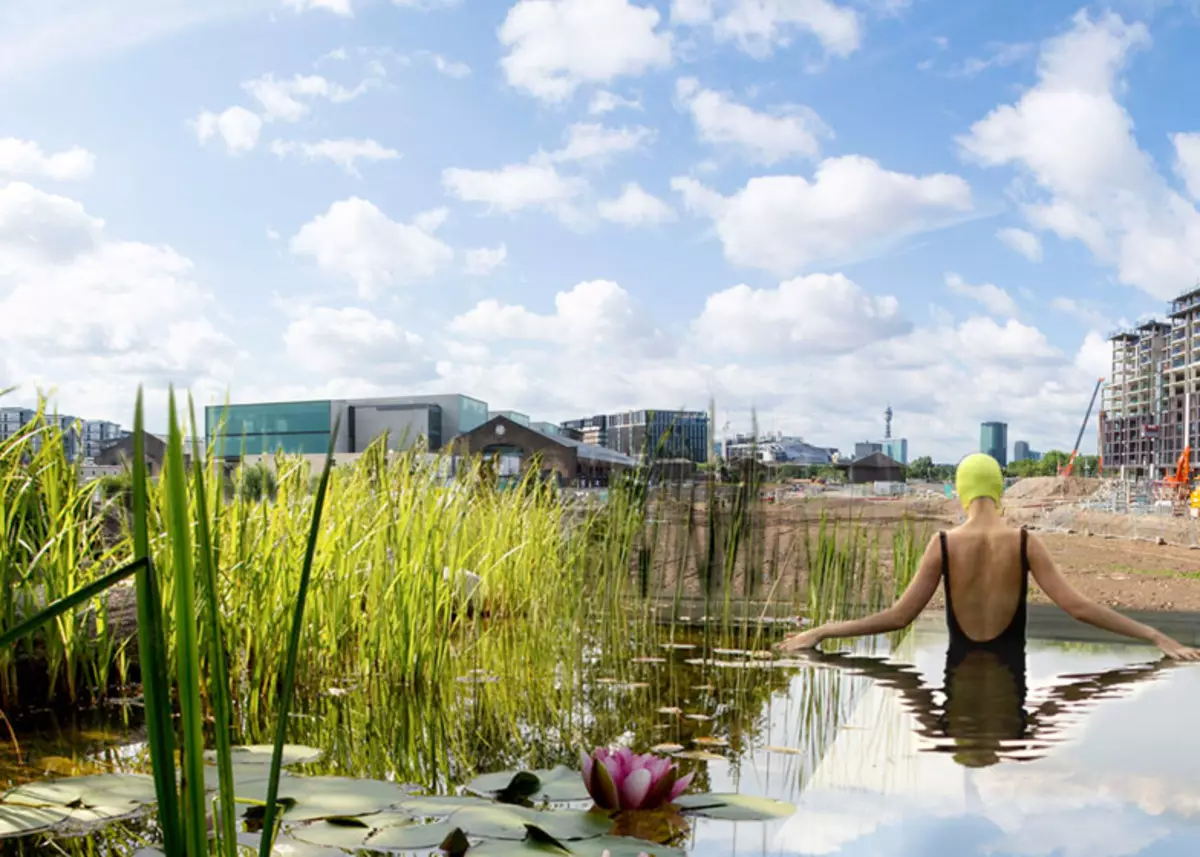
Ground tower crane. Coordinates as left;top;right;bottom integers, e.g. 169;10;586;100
1060;377;1104;478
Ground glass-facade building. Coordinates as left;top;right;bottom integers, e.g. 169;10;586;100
206;400;337;458
980;421;1009;467
205;394;492;459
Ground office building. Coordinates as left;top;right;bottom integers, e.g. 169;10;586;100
1013;440;1030;462
980;421;1008;467
605;409;709;463
881;438;908;466
854;441;883;460
1;406;127;461
561;409;710;463
83;420;125;459
0;407;35;441
204;394;490;459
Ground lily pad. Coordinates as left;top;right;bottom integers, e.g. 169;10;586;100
260;776;412;821
207;745;323;767
2;774;157;809
674;793;794;821
650;743;684;754
446;805;612;842
399;794;488;815
237;832;349;856
365;819;461;850
692;736;728;747
469;835;684;857
466;767;591;804
671;750;724;762
201;763;277;793
286;811;414;849
0;804;70;839
763;745;803;756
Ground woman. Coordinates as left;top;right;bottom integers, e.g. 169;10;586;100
777;453;1200;661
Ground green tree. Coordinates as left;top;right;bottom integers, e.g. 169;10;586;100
907;456;936;481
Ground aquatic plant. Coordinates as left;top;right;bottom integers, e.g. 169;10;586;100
581;748;693;811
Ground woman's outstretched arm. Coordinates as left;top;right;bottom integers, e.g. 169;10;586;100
776;533;943;652
1025;532;1200;660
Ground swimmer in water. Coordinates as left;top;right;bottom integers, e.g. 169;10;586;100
777;453;1200;661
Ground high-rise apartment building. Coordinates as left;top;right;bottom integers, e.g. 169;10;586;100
980;422;1008;467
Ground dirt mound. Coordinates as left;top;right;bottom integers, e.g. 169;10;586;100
1004;476;1103;502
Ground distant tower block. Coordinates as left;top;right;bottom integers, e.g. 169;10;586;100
884;404;893;440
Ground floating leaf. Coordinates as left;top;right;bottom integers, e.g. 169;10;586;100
366;820;461;850
650;743;684;754
763;746;803;756
630;657;666;664
671;750;724;762
237;832;349;856
3;773;157;809
692;737;728;747
674;793;794;821
465;767;591;804
207;745;323;767
468;834;681;857
400;794;488;815
253;776;412;822
0;804;69;839
684;714;712;722
286;810;414;849
656;707;682;716
446;805;612;842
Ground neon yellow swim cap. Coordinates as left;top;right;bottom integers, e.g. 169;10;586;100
956;453;1004;511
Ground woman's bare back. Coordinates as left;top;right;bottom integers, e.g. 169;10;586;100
943;521;1026;643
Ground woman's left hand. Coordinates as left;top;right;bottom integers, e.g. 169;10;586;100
776;628;824;653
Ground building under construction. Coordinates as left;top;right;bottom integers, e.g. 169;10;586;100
1101;286;1200;478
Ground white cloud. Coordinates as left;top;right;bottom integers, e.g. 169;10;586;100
450;279;670;355
282;0;353;15
282;305;433;380
550;123;654;164
588;90;642;115
269;138;400;175
597;183;675;226
0;181;232;391
997;226;1044;262
0;138;95;181
958;10;1200;300
671;155;972;276
956;316;1059;363
952;41;1034;78
675;77;829;164
1075;329;1110;377
463;244;508;276
1172;132;1200;202
442;161;586;221
671;0;861;60
289;197;453;298
944;272;1019;318
499;0;673;102
693;273;910;356
243;72;381;122
192;107;263;154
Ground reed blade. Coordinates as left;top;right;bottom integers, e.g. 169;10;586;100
189;397;238;857
0;557;144;649
259;416;340;857
162;388;209;857
131;388;183;856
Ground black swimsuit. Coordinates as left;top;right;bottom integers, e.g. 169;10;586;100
938;527;1030;738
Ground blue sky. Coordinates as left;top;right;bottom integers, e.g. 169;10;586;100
2;0;1200;460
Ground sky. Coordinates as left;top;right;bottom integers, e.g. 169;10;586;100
2;0;1200;461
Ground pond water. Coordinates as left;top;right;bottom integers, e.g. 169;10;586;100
1;623;1197;856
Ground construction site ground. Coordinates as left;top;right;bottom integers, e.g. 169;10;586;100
783;476;1200;612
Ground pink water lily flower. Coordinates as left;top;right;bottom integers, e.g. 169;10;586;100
581;747;694;811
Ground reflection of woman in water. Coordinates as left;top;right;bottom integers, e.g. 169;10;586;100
805;647;1172;767
778;453;1200;662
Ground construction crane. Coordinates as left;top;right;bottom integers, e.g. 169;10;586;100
1060;377;1104;478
